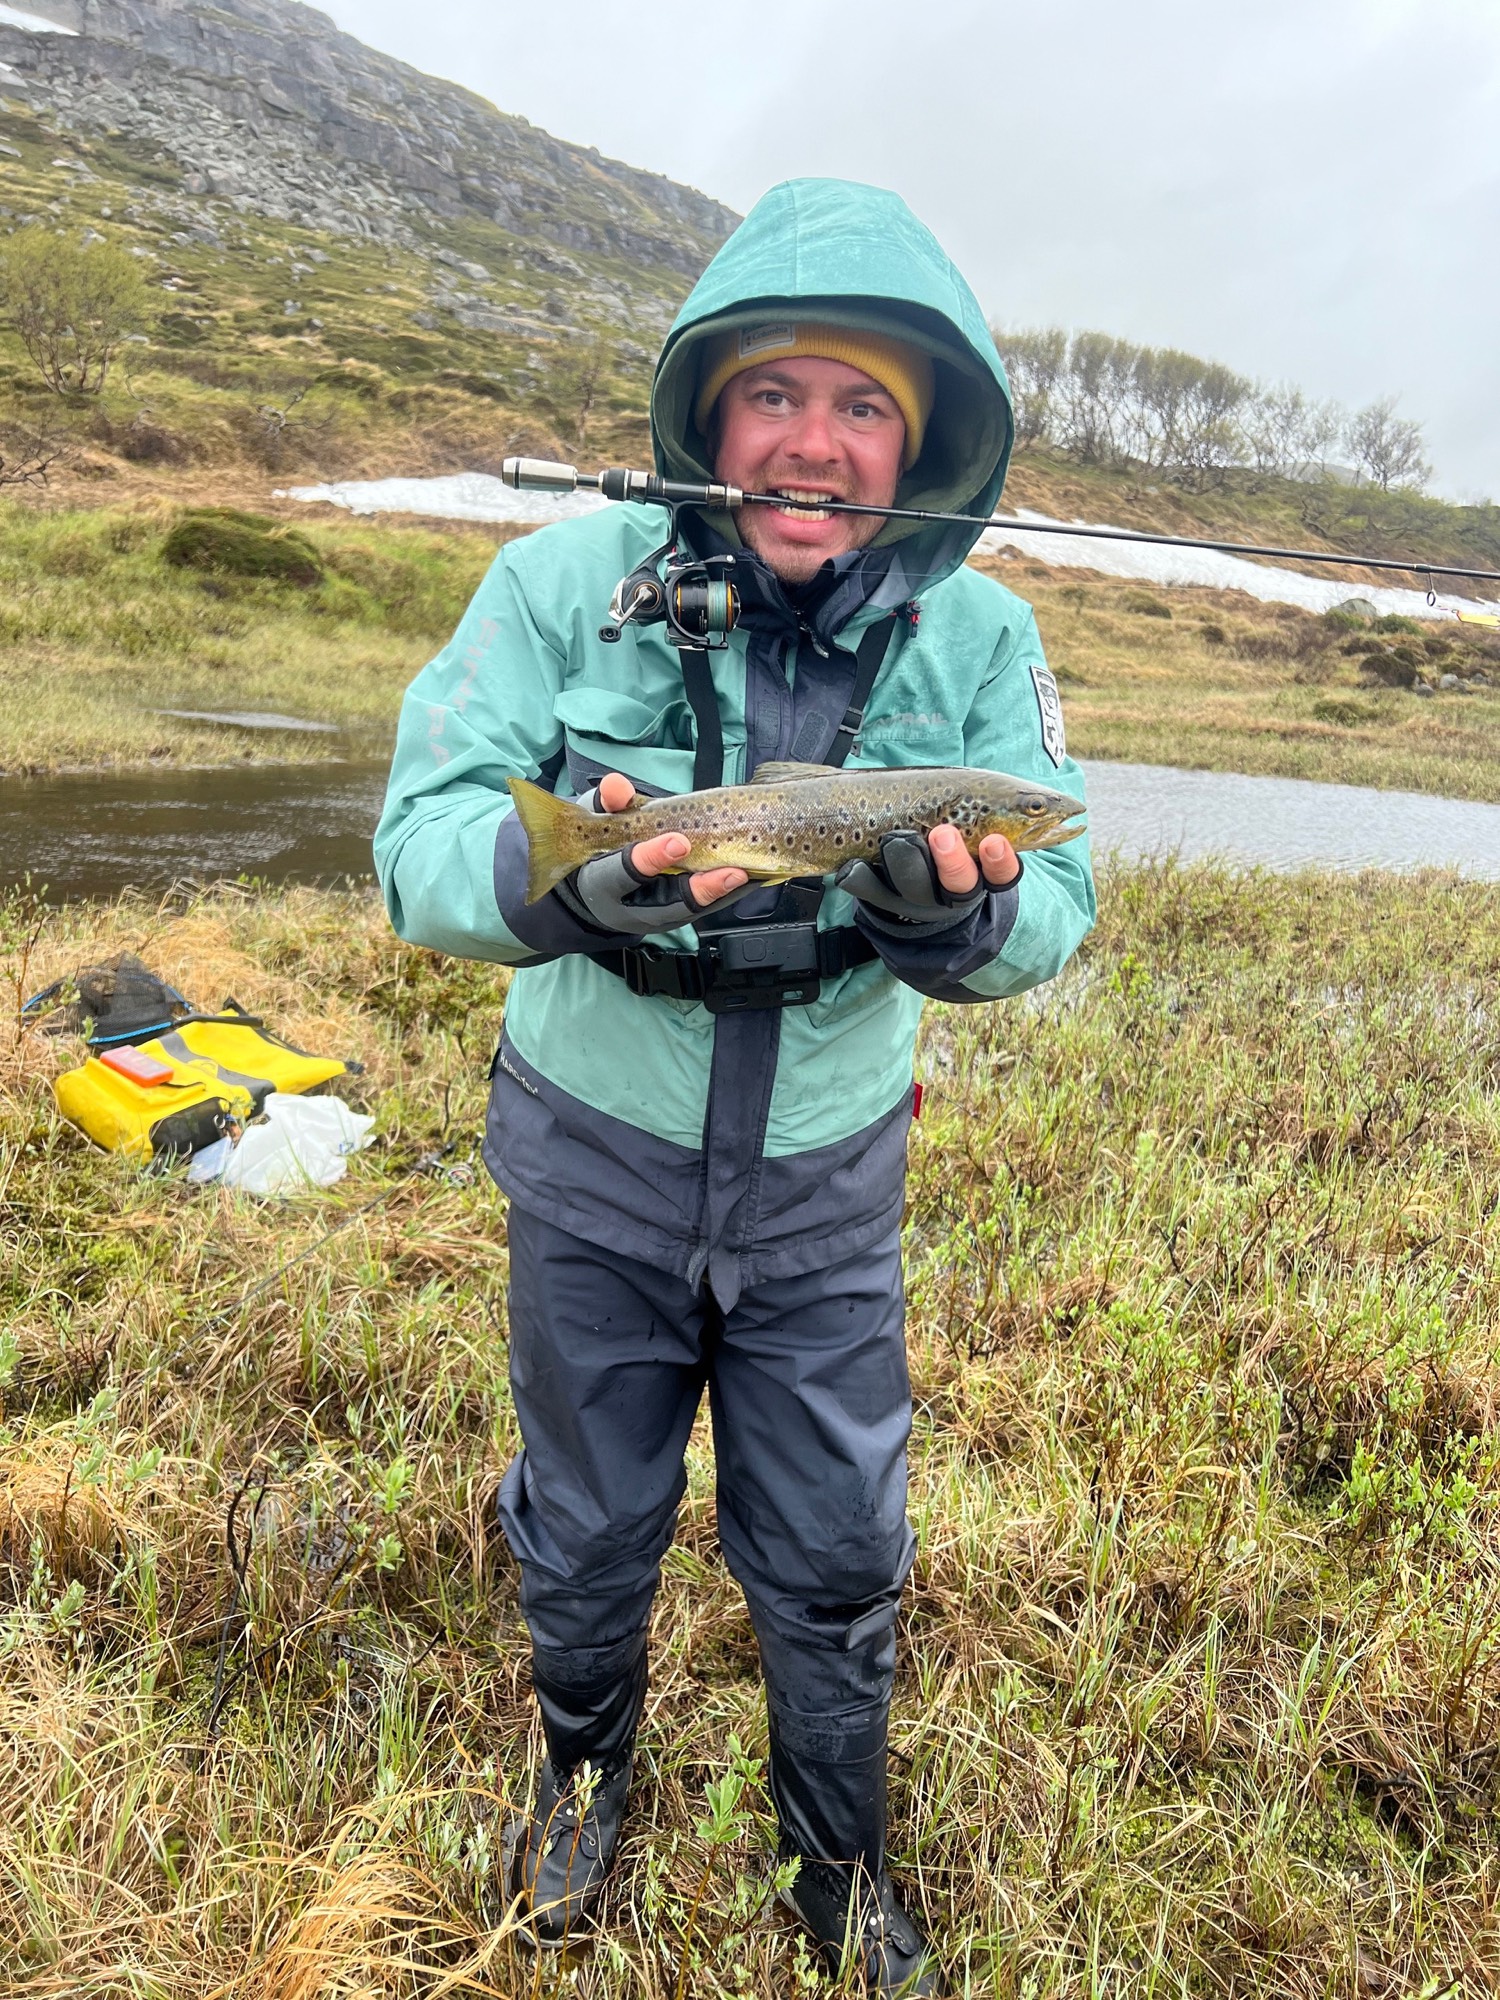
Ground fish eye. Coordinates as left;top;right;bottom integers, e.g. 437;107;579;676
1023;797;1047;814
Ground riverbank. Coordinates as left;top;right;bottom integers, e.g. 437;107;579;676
4;495;1500;797
4;861;1499;1991
0;498;495;775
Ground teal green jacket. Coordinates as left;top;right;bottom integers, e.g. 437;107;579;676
375;178;1095;1304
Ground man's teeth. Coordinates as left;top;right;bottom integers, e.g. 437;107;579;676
772;490;836;521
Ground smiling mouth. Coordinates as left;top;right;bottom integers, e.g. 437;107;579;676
768;489;842;522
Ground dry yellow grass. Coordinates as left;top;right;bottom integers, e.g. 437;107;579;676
983;556;1500;800
3;869;1500;1994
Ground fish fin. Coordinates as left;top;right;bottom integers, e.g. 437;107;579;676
507;776;609;903
747;761;839;784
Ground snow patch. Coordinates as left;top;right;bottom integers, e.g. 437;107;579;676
279;472;607;526
281;474;1500;623
980;510;1500;623
0;3;78;32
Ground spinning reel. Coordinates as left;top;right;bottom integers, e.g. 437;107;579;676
599;513;740;652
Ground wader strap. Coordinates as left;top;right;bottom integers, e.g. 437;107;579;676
825;616;898;769
680;645;725;792
590;924;877;1008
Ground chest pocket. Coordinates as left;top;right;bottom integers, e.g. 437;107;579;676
553;688;700;799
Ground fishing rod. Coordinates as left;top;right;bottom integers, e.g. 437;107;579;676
500;457;1500;592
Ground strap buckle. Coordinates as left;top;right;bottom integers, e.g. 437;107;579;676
620;942;700;1001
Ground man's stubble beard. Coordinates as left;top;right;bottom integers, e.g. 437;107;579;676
732;504;886;587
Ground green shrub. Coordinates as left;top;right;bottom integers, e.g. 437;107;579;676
1123;590;1172;619
0;226;148;394
161;508;324;587
1373;613;1422;635
1357;650;1419;689
1311;695;1380;726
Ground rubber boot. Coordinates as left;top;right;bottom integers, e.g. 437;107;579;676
769;1706;939;1998
513;1638;647;1946
515;1755;633;1947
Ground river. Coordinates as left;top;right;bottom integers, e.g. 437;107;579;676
3;758;1500;903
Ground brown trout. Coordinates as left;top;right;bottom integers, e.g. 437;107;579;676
508;761;1086;904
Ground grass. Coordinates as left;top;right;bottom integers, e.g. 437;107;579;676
0;91;663;482
985;559;1500;800
3;860;1500;1993
0;498;497;772
6;501;1500;794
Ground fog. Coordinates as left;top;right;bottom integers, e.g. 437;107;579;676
326;0;1500;500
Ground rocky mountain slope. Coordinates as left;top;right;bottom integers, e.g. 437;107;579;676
0;0;742;479
0;0;734;290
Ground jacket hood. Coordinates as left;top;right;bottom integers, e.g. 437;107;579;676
651;178;1014;583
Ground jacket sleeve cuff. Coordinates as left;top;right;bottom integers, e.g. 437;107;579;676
852;882;1022;1002
492;809;636;958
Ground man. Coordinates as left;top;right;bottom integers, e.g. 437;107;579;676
375;177;1094;1995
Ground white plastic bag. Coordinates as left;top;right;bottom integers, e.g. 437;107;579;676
220;1092;375;1195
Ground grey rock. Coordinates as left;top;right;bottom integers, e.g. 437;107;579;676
1332;597;1379;623
1411;683;1435;698
0;0;734;290
448;303;558;335
435;246;489;281
0;144;20;159
1437;674;1468;692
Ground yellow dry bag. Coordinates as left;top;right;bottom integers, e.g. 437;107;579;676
54;1043;256;1165
54;1007;351;1164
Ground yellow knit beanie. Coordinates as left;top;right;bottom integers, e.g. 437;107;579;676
693;320;935;470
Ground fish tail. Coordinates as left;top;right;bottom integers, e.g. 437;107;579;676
507;777;614;902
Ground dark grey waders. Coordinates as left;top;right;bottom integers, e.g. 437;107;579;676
497;1207;919;1953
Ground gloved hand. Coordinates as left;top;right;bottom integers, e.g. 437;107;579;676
553;784;759;936
836;828;1021;936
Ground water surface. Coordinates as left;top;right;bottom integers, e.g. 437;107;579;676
4;759;1500;903
1084;762;1500;877
2;762;389;902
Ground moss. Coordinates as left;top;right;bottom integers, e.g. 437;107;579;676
161;509;325;587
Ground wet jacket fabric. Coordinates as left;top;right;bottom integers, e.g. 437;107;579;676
374;178;1096;1309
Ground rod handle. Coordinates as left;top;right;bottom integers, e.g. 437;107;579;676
501;457;580;491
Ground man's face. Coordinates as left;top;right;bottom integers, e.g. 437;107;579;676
710;356;906;585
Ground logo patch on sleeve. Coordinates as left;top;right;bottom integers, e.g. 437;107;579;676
1030;663;1066;767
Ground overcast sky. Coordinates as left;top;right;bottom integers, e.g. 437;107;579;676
326;0;1500;501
